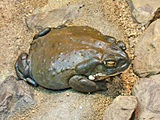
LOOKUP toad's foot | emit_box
[15,53,38,87]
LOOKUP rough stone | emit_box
[26,4,83,30]
[103,96,137,120]
[127,0,160,25]
[0,76,35,120]
[133,19,160,77]
[132,74,160,119]
[10,90,111,120]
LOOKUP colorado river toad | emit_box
[15,26,130,93]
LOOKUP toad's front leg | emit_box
[69,75,106,93]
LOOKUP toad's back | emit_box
[29,26,111,89]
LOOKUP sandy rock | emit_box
[133,19,160,77]
[132,74,160,119]
[0,76,35,120]
[103,96,137,120]
[127,0,160,25]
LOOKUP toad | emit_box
[15,26,130,93]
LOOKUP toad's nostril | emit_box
[118,59,126,66]
[118,58,130,70]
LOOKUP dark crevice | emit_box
[130,111,135,120]
[147,7,160,27]
[150,8,160,23]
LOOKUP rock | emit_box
[0,76,35,120]
[132,74,160,119]
[11,90,112,120]
[133,19,160,77]
[103,96,137,120]
[127,0,160,25]
[26,4,84,30]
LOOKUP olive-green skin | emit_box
[15,26,130,92]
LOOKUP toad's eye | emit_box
[103,60,116,67]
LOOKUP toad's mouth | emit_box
[88,61,130,81]
[88,72,120,81]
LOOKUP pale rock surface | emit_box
[0,76,35,120]
[26,4,83,30]
[132,74,160,120]
[127,0,160,25]
[103,96,137,120]
[133,19,160,77]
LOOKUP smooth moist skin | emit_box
[15,26,130,93]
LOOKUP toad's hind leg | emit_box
[33,25,67,40]
[15,53,38,87]
[69,75,106,93]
